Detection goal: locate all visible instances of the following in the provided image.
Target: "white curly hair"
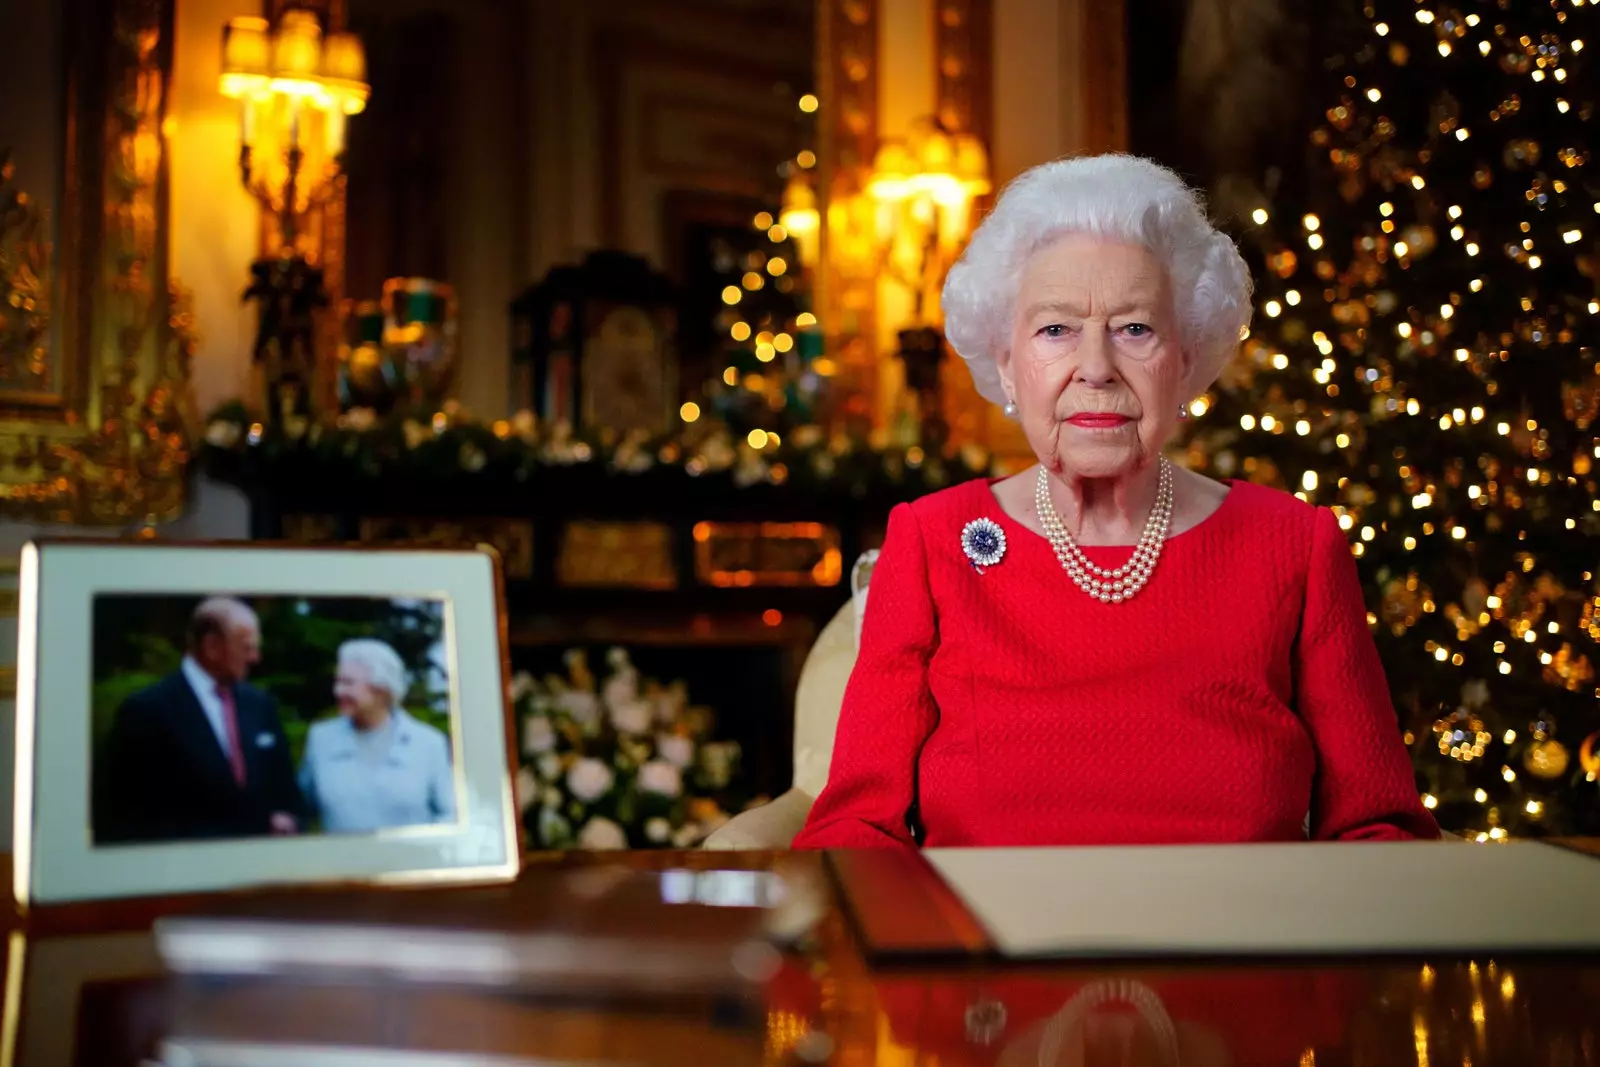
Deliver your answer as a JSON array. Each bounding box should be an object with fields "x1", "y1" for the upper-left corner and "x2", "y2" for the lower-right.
[
  {"x1": 338, "y1": 638, "x2": 410, "y2": 707},
  {"x1": 941, "y1": 154, "x2": 1253, "y2": 408}
]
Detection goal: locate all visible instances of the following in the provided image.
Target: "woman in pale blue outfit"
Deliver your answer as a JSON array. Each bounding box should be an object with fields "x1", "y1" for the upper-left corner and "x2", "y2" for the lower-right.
[{"x1": 300, "y1": 638, "x2": 456, "y2": 833}]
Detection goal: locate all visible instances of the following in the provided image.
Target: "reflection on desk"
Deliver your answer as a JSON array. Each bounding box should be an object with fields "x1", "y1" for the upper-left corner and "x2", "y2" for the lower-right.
[{"x1": 1, "y1": 850, "x2": 1598, "y2": 1066}]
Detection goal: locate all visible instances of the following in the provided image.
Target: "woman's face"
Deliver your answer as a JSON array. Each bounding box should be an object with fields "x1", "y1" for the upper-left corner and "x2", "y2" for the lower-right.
[
  {"x1": 999, "y1": 234, "x2": 1190, "y2": 481},
  {"x1": 334, "y1": 660, "x2": 390, "y2": 721}
]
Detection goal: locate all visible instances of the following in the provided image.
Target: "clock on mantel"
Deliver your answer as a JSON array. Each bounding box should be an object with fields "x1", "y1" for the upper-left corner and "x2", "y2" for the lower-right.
[{"x1": 511, "y1": 252, "x2": 682, "y2": 435}]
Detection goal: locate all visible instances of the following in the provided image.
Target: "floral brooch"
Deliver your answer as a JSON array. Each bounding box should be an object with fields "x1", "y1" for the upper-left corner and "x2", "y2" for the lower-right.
[{"x1": 960, "y1": 517, "x2": 1006, "y2": 574}]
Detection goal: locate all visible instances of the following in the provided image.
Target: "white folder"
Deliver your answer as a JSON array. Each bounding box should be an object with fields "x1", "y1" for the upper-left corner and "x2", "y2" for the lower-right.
[{"x1": 925, "y1": 841, "x2": 1600, "y2": 958}]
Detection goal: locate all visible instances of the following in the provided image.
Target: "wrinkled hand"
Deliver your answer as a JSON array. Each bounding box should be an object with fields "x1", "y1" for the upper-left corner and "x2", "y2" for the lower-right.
[{"x1": 269, "y1": 812, "x2": 298, "y2": 835}]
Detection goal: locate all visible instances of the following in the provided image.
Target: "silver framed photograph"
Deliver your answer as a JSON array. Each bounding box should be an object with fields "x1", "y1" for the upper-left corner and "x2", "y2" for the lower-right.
[{"x1": 11, "y1": 542, "x2": 521, "y2": 906}]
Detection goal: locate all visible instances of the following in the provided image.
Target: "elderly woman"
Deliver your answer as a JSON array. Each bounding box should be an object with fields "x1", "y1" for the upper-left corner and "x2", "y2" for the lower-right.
[
  {"x1": 793, "y1": 155, "x2": 1438, "y2": 850},
  {"x1": 299, "y1": 638, "x2": 456, "y2": 833}
]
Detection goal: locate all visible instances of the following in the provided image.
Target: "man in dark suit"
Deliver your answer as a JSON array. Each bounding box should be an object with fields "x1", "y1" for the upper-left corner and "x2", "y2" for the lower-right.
[{"x1": 95, "y1": 597, "x2": 304, "y2": 844}]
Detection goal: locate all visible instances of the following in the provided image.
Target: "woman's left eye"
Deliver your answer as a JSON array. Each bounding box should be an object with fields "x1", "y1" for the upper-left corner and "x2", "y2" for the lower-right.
[
  {"x1": 1041, "y1": 324, "x2": 1066, "y2": 338},
  {"x1": 1120, "y1": 323, "x2": 1152, "y2": 338}
]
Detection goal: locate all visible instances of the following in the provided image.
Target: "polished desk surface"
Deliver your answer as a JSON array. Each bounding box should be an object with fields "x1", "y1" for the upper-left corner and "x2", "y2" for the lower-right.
[{"x1": 3, "y1": 848, "x2": 1599, "y2": 1067}]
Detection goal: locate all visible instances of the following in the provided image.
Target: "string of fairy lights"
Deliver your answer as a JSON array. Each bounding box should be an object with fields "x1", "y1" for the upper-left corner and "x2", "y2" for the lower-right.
[
  {"x1": 697, "y1": 91, "x2": 828, "y2": 448},
  {"x1": 1188, "y1": 0, "x2": 1600, "y2": 834}
]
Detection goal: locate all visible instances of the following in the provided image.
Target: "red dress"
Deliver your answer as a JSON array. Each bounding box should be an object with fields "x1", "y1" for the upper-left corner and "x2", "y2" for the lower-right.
[{"x1": 793, "y1": 477, "x2": 1440, "y2": 849}]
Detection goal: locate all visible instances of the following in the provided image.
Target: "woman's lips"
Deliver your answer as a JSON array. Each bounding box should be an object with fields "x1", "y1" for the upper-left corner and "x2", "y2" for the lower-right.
[{"x1": 1066, "y1": 413, "x2": 1133, "y2": 428}]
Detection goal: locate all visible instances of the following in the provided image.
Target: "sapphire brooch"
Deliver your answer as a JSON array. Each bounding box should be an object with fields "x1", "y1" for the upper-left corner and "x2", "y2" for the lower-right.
[{"x1": 960, "y1": 518, "x2": 1007, "y2": 574}]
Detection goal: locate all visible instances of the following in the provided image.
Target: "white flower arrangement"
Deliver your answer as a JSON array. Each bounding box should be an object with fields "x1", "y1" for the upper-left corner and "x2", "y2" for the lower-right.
[{"x1": 512, "y1": 648, "x2": 747, "y2": 849}]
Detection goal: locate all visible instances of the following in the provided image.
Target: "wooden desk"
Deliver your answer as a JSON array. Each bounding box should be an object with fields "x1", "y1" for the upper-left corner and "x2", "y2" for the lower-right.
[{"x1": 3, "y1": 849, "x2": 1599, "y2": 1066}]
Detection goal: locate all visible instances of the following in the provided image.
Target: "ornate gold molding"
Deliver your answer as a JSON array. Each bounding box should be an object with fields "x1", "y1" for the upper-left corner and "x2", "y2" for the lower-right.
[
  {"x1": 934, "y1": 0, "x2": 991, "y2": 149},
  {"x1": 932, "y1": 0, "x2": 996, "y2": 450},
  {"x1": 0, "y1": 0, "x2": 193, "y2": 527},
  {"x1": 0, "y1": 154, "x2": 51, "y2": 399},
  {"x1": 817, "y1": 0, "x2": 880, "y2": 423}
]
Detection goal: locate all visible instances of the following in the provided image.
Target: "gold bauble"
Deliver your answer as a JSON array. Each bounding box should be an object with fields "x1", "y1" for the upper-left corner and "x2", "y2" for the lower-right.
[
  {"x1": 1503, "y1": 138, "x2": 1541, "y2": 170},
  {"x1": 1268, "y1": 248, "x2": 1299, "y2": 278},
  {"x1": 1332, "y1": 299, "x2": 1369, "y2": 326},
  {"x1": 1563, "y1": 377, "x2": 1600, "y2": 429},
  {"x1": 1383, "y1": 576, "x2": 1427, "y2": 632},
  {"x1": 1400, "y1": 224, "x2": 1437, "y2": 259},
  {"x1": 1524, "y1": 738, "x2": 1571, "y2": 780},
  {"x1": 339, "y1": 342, "x2": 394, "y2": 411},
  {"x1": 1500, "y1": 52, "x2": 1534, "y2": 76},
  {"x1": 1462, "y1": 578, "x2": 1490, "y2": 616}
]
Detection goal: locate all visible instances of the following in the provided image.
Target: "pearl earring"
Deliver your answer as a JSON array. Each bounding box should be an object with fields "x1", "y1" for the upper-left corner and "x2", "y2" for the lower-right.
[
  {"x1": 1003, "y1": 400, "x2": 1019, "y2": 419},
  {"x1": 1177, "y1": 405, "x2": 1190, "y2": 420}
]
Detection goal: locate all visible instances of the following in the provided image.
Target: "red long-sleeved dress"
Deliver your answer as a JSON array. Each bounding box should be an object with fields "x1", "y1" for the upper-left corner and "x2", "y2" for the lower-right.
[{"x1": 793, "y1": 476, "x2": 1440, "y2": 849}]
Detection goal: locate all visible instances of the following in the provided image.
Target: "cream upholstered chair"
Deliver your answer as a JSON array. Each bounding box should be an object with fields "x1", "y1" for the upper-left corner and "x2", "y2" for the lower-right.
[{"x1": 703, "y1": 551, "x2": 876, "y2": 850}]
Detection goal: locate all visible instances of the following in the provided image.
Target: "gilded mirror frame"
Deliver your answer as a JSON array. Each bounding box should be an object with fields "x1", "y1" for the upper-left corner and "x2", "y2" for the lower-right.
[{"x1": 0, "y1": 0, "x2": 193, "y2": 527}]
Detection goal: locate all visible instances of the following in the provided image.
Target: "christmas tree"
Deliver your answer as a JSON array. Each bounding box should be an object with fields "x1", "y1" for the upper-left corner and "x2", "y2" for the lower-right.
[
  {"x1": 1185, "y1": 0, "x2": 1600, "y2": 837},
  {"x1": 698, "y1": 92, "x2": 829, "y2": 441}
]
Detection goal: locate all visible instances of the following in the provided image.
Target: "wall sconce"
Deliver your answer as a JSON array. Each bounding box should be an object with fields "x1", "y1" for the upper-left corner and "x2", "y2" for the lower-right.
[
  {"x1": 220, "y1": 11, "x2": 368, "y2": 423},
  {"x1": 219, "y1": 11, "x2": 368, "y2": 249},
  {"x1": 862, "y1": 117, "x2": 990, "y2": 444},
  {"x1": 868, "y1": 116, "x2": 991, "y2": 322},
  {"x1": 779, "y1": 172, "x2": 821, "y2": 271}
]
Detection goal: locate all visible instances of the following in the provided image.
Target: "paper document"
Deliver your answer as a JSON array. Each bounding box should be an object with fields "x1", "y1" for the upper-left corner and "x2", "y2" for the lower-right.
[{"x1": 925, "y1": 841, "x2": 1600, "y2": 958}]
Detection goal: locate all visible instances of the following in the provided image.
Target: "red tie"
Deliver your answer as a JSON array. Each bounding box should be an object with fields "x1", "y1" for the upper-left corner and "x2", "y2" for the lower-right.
[{"x1": 216, "y1": 684, "x2": 247, "y2": 786}]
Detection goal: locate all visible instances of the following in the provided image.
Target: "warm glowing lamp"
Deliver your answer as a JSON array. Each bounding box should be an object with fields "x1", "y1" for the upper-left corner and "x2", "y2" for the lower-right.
[
  {"x1": 219, "y1": 10, "x2": 370, "y2": 241},
  {"x1": 913, "y1": 125, "x2": 955, "y2": 174},
  {"x1": 779, "y1": 173, "x2": 821, "y2": 268},
  {"x1": 270, "y1": 10, "x2": 324, "y2": 97},
  {"x1": 219, "y1": 9, "x2": 372, "y2": 421},
  {"x1": 867, "y1": 142, "x2": 916, "y2": 201},
  {"x1": 320, "y1": 32, "x2": 370, "y2": 115},
  {"x1": 869, "y1": 121, "x2": 991, "y2": 208},
  {"x1": 952, "y1": 133, "x2": 992, "y2": 197},
  {"x1": 219, "y1": 16, "x2": 271, "y2": 99}
]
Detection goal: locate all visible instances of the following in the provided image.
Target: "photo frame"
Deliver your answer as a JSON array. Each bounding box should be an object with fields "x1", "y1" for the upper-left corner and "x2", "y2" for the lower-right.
[{"x1": 12, "y1": 542, "x2": 521, "y2": 907}]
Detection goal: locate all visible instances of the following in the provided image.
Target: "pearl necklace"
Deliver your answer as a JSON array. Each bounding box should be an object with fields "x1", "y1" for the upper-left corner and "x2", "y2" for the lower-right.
[{"x1": 1034, "y1": 459, "x2": 1174, "y2": 603}]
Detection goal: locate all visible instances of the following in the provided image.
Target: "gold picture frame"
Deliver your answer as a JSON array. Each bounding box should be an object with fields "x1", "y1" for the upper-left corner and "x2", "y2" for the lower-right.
[{"x1": 0, "y1": 0, "x2": 195, "y2": 527}]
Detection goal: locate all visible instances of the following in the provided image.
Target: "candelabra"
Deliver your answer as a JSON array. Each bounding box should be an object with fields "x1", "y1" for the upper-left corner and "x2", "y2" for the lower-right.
[{"x1": 219, "y1": 10, "x2": 368, "y2": 419}]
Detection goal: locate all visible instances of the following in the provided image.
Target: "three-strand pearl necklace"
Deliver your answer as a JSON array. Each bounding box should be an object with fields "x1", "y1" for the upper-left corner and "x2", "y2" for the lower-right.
[{"x1": 1034, "y1": 458, "x2": 1174, "y2": 603}]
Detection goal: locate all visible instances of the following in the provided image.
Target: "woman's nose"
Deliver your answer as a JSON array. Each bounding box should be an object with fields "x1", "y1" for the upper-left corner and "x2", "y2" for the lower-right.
[{"x1": 1076, "y1": 328, "x2": 1120, "y2": 385}]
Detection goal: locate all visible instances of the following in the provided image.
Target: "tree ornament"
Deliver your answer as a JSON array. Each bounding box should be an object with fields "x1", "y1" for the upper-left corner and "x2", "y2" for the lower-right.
[
  {"x1": 1462, "y1": 578, "x2": 1490, "y2": 617},
  {"x1": 1500, "y1": 51, "x2": 1534, "y2": 76},
  {"x1": 1400, "y1": 224, "x2": 1437, "y2": 260},
  {"x1": 1473, "y1": 164, "x2": 1494, "y2": 189},
  {"x1": 1562, "y1": 376, "x2": 1600, "y2": 429},
  {"x1": 1382, "y1": 575, "x2": 1429, "y2": 633},
  {"x1": 1503, "y1": 139, "x2": 1542, "y2": 170},
  {"x1": 1543, "y1": 644, "x2": 1595, "y2": 693},
  {"x1": 1333, "y1": 299, "x2": 1370, "y2": 326},
  {"x1": 1525, "y1": 738, "x2": 1571, "y2": 780}
]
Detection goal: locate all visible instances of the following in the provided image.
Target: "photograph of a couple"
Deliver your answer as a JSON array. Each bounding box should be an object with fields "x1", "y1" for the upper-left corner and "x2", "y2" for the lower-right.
[{"x1": 91, "y1": 594, "x2": 458, "y2": 845}]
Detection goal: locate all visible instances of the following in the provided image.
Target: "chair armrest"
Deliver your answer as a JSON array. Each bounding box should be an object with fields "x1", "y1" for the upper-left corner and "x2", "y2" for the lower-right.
[{"x1": 702, "y1": 788, "x2": 815, "y2": 851}]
